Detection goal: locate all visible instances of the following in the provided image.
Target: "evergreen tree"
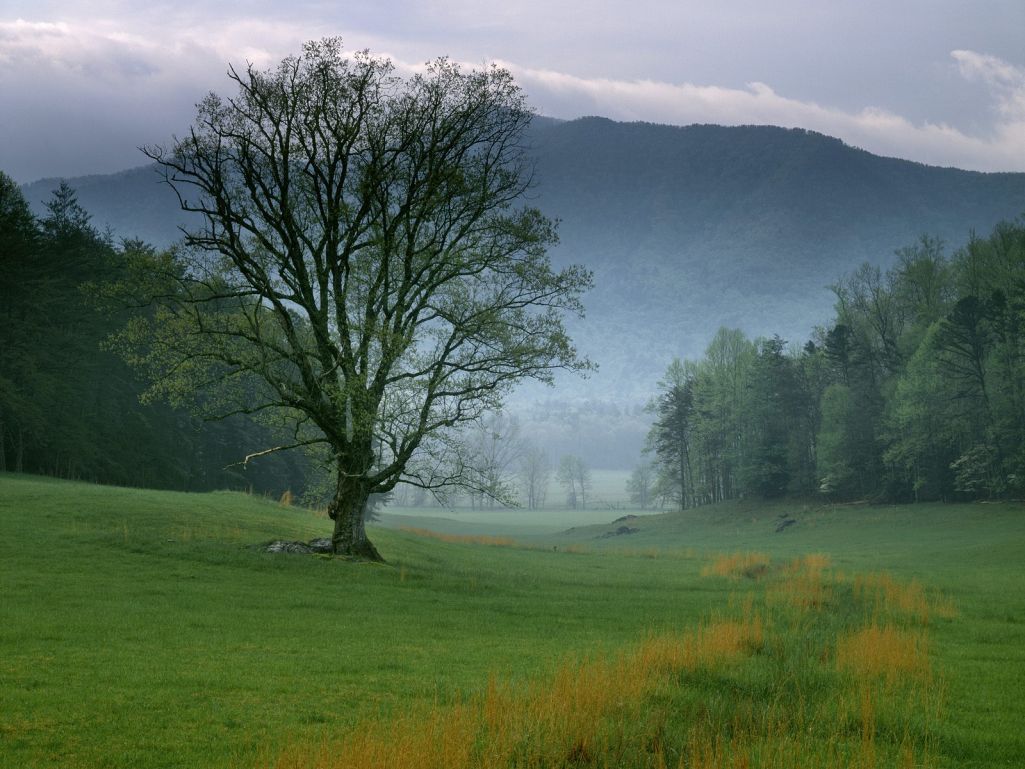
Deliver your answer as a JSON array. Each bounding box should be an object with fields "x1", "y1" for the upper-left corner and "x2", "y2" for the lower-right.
[{"x1": 646, "y1": 359, "x2": 695, "y2": 510}]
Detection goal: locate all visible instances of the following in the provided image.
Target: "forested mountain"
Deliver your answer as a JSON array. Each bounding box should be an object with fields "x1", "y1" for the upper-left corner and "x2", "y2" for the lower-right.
[
  {"x1": 529, "y1": 119, "x2": 1025, "y2": 399},
  {"x1": 21, "y1": 119, "x2": 1025, "y2": 403},
  {"x1": 15, "y1": 119, "x2": 1025, "y2": 472}
]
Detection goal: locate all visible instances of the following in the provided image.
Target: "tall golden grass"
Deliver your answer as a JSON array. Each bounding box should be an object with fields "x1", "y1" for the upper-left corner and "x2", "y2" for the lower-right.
[
  {"x1": 853, "y1": 572, "x2": 957, "y2": 624},
  {"x1": 836, "y1": 624, "x2": 929, "y2": 686},
  {"x1": 268, "y1": 614, "x2": 766, "y2": 769},
  {"x1": 765, "y1": 553, "x2": 833, "y2": 612},
  {"x1": 266, "y1": 557, "x2": 945, "y2": 769},
  {"x1": 701, "y1": 552, "x2": 771, "y2": 579},
  {"x1": 636, "y1": 618, "x2": 765, "y2": 675}
]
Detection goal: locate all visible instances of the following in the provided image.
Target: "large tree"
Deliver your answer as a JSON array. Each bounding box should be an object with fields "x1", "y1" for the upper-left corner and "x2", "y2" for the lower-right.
[{"x1": 133, "y1": 40, "x2": 591, "y2": 559}]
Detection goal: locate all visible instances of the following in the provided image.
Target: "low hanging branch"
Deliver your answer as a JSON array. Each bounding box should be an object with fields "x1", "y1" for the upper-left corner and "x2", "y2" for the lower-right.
[{"x1": 224, "y1": 439, "x2": 327, "y2": 470}]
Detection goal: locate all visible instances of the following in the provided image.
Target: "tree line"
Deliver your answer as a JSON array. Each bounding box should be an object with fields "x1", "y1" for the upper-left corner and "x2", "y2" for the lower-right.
[
  {"x1": 0, "y1": 174, "x2": 308, "y2": 494},
  {"x1": 639, "y1": 220, "x2": 1025, "y2": 507}
]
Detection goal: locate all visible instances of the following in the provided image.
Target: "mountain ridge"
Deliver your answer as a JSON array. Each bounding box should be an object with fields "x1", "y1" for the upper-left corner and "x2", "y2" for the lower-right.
[{"x1": 20, "y1": 118, "x2": 1025, "y2": 405}]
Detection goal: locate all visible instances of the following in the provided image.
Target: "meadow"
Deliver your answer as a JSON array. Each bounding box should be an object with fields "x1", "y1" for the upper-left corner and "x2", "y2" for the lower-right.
[{"x1": 1, "y1": 473, "x2": 1024, "y2": 768}]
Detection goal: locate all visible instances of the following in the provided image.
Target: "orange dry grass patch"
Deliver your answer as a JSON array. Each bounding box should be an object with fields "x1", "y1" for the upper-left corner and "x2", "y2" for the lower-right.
[
  {"x1": 701, "y1": 552, "x2": 771, "y2": 579},
  {"x1": 768, "y1": 553, "x2": 833, "y2": 611},
  {"x1": 273, "y1": 702, "x2": 477, "y2": 769},
  {"x1": 636, "y1": 617, "x2": 765, "y2": 675},
  {"x1": 487, "y1": 653, "x2": 650, "y2": 766},
  {"x1": 853, "y1": 572, "x2": 957, "y2": 624},
  {"x1": 269, "y1": 613, "x2": 766, "y2": 769},
  {"x1": 836, "y1": 624, "x2": 929, "y2": 686},
  {"x1": 855, "y1": 572, "x2": 929, "y2": 623},
  {"x1": 794, "y1": 553, "x2": 832, "y2": 574},
  {"x1": 399, "y1": 527, "x2": 516, "y2": 547}
]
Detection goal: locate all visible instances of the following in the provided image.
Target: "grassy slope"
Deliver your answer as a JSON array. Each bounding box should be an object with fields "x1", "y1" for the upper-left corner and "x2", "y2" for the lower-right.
[
  {"x1": 2, "y1": 474, "x2": 1024, "y2": 767},
  {"x1": 582, "y1": 498, "x2": 1025, "y2": 767}
]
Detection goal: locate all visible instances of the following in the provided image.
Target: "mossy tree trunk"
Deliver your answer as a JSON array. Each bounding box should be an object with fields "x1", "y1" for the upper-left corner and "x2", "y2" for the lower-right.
[{"x1": 328, "y1": 462, "x2": 383, "y2": 561}]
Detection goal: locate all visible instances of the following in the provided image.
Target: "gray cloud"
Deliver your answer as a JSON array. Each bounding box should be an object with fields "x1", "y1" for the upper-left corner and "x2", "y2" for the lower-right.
[
  {"x1": 503, "y1": 52, "x2": 1025, "y2": 171},
  {"x1": 1, "y1": 3, "x2": 1023, "y2": 181}
]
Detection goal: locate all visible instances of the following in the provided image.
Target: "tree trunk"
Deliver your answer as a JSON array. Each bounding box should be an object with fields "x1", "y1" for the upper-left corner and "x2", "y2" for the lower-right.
[
  {"x1": 15, "y1": 427, "x2": 24, "y2": 473},
  {"x1": 328, "y1": 469, "x2": 384, "y2": 561}
]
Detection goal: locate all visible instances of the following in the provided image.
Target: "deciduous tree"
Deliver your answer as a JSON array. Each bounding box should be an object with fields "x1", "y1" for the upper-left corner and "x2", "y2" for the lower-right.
[
  {"x1": 626, "y1": 462, "x2": 655, "y2": 509},
  {"x1": 131, "y1": 40, "x2": 591, "y2": 559},
  {"x1": 556, "y1": 455, "x2": 591, "y2": 509},
  {"x1": 519, "y1": 444, "x2": 550, "y2": 510}
]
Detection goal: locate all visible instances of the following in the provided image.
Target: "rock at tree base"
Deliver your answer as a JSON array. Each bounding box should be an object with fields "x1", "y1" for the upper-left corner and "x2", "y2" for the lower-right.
[{"x1": 264, "y1": 537, "x2": 334, "y2": 554}]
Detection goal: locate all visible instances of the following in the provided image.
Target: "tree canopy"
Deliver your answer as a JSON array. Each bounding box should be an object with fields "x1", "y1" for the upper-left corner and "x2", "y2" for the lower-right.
[{"x1": 130, "y1": 40, "x2": 592, "y2": 558}]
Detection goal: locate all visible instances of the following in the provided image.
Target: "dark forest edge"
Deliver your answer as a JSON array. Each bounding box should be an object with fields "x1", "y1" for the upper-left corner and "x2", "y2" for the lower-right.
[
  {"x1": 0, "y1": 174, "x2": 311, "y2": 497},
  {"x1": 641, "y1": 220, "x2": 1025, "y2": 506},
  {"x1": 3, "y1": 169, "x2": 1024, "y2": 506}
]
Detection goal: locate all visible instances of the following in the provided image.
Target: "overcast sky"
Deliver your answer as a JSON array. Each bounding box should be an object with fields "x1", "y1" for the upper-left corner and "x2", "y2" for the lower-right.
[{"x1": 2, "y1": 1, "x2": 1023, "y2": 182}]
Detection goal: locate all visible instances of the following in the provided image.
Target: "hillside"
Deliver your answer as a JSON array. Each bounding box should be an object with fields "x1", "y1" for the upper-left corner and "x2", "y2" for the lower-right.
[{"x1": 21, "y1": 119, "x2": 1025, "y2": 405}]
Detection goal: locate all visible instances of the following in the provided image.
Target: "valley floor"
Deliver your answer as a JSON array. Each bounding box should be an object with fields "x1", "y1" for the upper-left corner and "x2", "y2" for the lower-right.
[{"x1": 1, "y1": 474, "x2": 1023, "y2": 767}]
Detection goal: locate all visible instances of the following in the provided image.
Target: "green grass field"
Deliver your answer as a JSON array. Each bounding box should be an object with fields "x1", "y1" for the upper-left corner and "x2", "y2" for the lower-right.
[{"x1": 2, "y1": 473, "x2": 1024, "y2": 768}]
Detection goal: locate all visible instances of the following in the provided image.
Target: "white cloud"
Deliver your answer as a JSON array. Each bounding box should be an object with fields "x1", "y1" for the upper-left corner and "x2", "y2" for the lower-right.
[
  {"x1": 0, "y1": 17, "x2": 319, "y2": 81},
  {"x1": 502, "y1": 56, "x2": 1025, "y2": 172},
  {"x1": 0, "y1": 14, "x2": 1022, "y2": 179},
  {"x1": 951, "y1": 49, "x2": 1025, "y2": 120}
]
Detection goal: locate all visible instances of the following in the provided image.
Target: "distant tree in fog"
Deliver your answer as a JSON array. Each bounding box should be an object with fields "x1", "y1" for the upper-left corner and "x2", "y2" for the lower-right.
[
  {"x1": 557, "y1": 455, "x2": 591, "y2": 509},
  {"x1": 519, "y1": 444, "x2": 550, "y2": 510},
  {"x1": 466, "y1": 411, "x2": 525, "y2": 508},
  {"x1": 626, "y1": 462, "x2": 655, "y2": 509}
]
